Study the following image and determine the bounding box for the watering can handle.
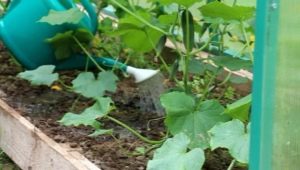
[80,0,98,34]
[61,0,98,33]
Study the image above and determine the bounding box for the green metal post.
[250,1,279,169]
[251,0,300,169]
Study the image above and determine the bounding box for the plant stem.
[144,30,171,74]
[183,57,190,94]
[58,80,73,90]
[106,116,165,144]
[190,35,213,56]
[128,0,137,11]
[232,44,248,58]
[220,25,228,53]
[197,69,220,108]
[144,144,162,155]
[240,21,254,63]
[183,10,192,93]
[227,159,236,170]
[110,0,169,35]
[219,72,232,86]
[73,36,106,72]
[147,117,165,131]
[70,96,81,112]
[85,55,91,71]
[233,0,238,6]
[190,26,218,56]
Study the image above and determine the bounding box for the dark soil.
[0,44,248,170]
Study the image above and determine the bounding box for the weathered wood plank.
[0,99,100,170]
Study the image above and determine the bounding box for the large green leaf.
[157,0,201,8]
[39,8,85,25]
[72,71,118,98]
[147,133,205,170]
[112,11,163,53]
[46,29,94,60]
[59,97,113,128]
[160,92,195,116]
[186,58,217,74]
[59,111,101,128]
[223,23,255,61]
[46,31,74,60]
[209,119,250,164]
[161,92,230,149]
[200,1,255,22]
[223,0,256,7]
[212,55,252,71]
[120,27,163,53]
[17,65,58,86]
[225,94,251,122]
[158,14,178,27]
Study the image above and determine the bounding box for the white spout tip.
[126,66,160,83]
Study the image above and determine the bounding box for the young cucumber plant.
[18,65,165,145]
[18,7,166,145]
[18,0,255,169]
[105,0,255,169]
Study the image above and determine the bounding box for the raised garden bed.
[0,1,255,169]
[0,44,251,170]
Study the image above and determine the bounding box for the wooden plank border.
[0,99,100,170]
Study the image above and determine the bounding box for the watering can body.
[0,0,101,70]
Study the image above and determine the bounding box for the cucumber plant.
[18,0,255,169]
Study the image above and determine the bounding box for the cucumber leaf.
[225,94,251,122]
[155,0,202,8]
[59,97,113,128]
[17,65,58,86]
[209,119,250,164]
[200,1,255,23]
[72,71,118,98]
[39,8,85,25]
[161,92,230,149]
[147,133,205,170]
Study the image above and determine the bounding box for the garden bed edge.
[0,98,100,170]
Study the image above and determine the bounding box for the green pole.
[250,0,279,170]
[251,0,300,169]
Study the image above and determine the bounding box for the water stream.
[137,73,165,116]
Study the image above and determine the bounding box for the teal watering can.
[0,0,159,83]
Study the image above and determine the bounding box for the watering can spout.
[56,56,160,83]
[126,66,160,83]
